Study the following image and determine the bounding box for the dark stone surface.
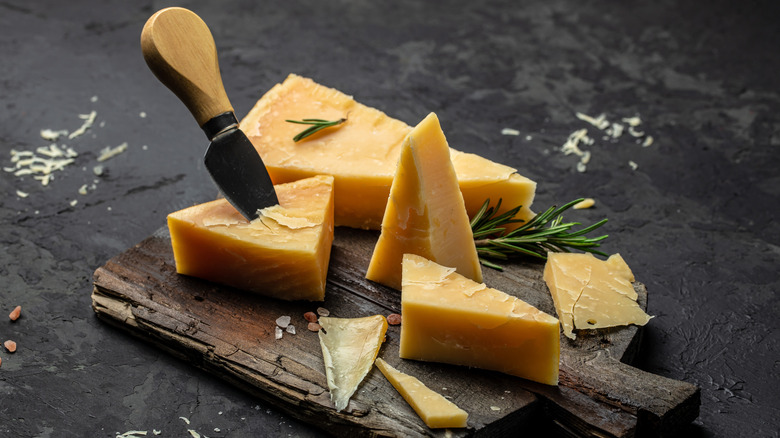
[1,0,777,436]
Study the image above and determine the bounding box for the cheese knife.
[141,7,277,221]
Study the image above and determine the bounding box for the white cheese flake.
[573,198,595,209]
[576,112,610,130]
[40,129,69,141]
[642,135,654,147]
[68,110,97,140]
[628,160,639,171]
[97,142,128,162]
[501,128,520,136]
[16,190,28,198]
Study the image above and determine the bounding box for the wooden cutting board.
[91,226,699,437]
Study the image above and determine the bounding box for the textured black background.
[1,0,778,436]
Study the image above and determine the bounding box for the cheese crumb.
[40,129,68,141]
[69,199,78,207]
[68,111,97,140]
[490,406,501,411]
[628,160,639,171]
[501,128,520,136]
[573,198,595,209]
[576,112,610,130]
[97,142,128,162]
[78,184,89,195]
[642,135,654,147]
[16,190,28,198]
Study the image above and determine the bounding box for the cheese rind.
[399,254,560,386]
[167,175,334,301]
[543,252,653,339]
[318,315,389,412]
[375,358,468,429]
[241,74,536,230]
[366,113,482,290]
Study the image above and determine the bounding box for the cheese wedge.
[543,252,653,339]
[366,113,482,290]
[318,315,389,412]
[241,74,536,230]
[400,254,560,386]
[375,358,468,429]
[167,175,334,301]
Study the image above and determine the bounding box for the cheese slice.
[400,254,560,386]
[241,74,536,230]
[374,358,468,429]
[543,252,653,339]
[366,113,482,290]
[167,175,334,301]
[318,315,389,412]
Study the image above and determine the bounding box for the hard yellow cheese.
[167,175,334,301]
[240,74,536,230]
[366,113,482,290]
[318,315,389,412]
[375,358,468,429]
[543,252,653,339]
[400,254,560,386]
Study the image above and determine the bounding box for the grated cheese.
[642,135,654,147]
[576,112,610,130]
[628,160,639,170]
[40,129,68,141]
[97,142,128,162]
[501,128,520,136]
[573,198,595,209]
[16,190,28,198]
[68,111,97,140]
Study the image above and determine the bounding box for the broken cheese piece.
[318,315,389,412]
[241,74,536,230]
[366,113,482,290]
[400,254,560,386]
[543,252,653,339]
[167,175,334,301]
[375,358,468,429]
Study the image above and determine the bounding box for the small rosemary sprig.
[285,117,347,142]
[471,198,609,270]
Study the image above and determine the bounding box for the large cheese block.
[167,175,334,301]
[543,252,653,339]
[318,315,388,412]
[399,254,560,386]
[374,358,468,429]
[366,113,482,290]
[240,73,536,230]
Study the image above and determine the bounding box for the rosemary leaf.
[286,117,347,142]
[471,197,609,269]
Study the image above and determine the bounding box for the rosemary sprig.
[285,117,347,142]
[471,198,608,270]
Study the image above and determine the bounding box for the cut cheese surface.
[543,252,653,339]
[399,254,560,386]
[366,113,482,291]
[374,358,468,429]
[241,73,536,229]
[167,175,334,301]
[318,315,389,412]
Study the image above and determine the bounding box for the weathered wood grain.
[92,226,699,437]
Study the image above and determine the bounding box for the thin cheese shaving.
[501,128,520,136]
[97,142,128,162]
[68,111,97,140]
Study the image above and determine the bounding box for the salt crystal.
[275,326,283,340]
[275,315,291,328]
[316,307,330,317]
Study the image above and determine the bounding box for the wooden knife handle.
[141,7,233,128]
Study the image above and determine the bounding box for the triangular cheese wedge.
[318,315,389,412]
[375,358,468,429]
[366,113,482,290]
[543,252,653,339]
[167,175,334,301]
[241,74,536,230]
[400,254,560,386]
